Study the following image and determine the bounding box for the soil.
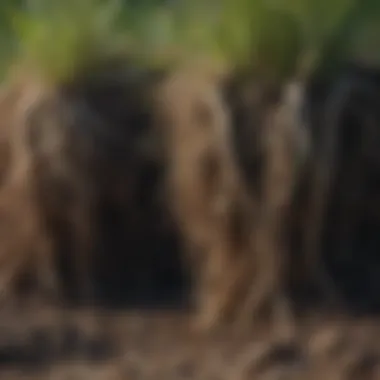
[0,301,379,380]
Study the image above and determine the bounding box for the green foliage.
[10,0,131,84]
[0,0,23,81]
[0,0,379,85]
[128,0,302,77]
[275,0,380,75]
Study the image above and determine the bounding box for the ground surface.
[0,302,379,380]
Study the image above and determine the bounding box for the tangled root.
[156,67,257,331]
[0,80,59,302]
[228,78,310,331]
[302,64,380,308]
